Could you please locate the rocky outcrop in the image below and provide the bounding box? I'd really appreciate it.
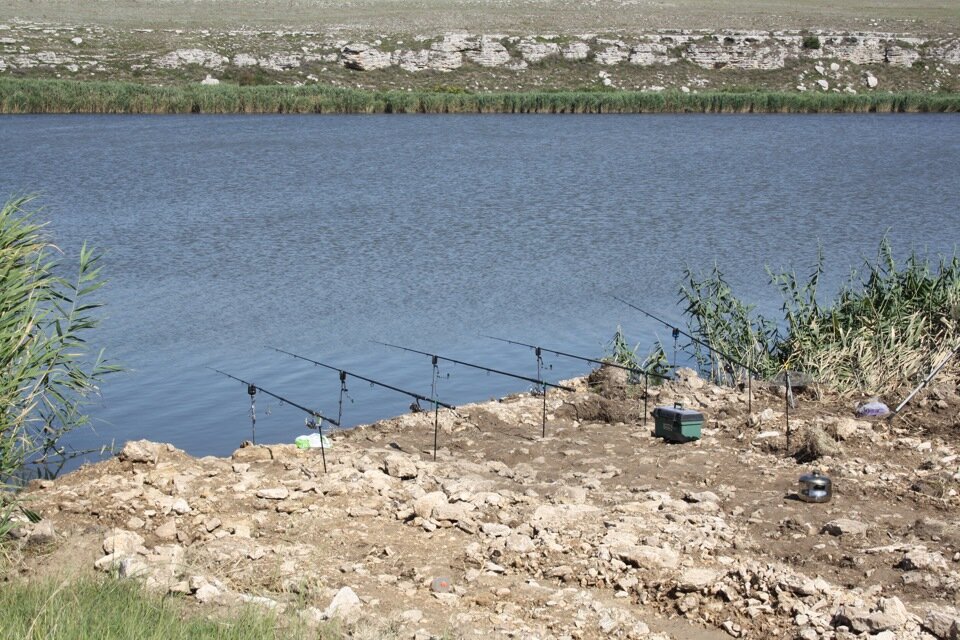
[153,48,226,70]
[340,43,391,71]
[465,37,511,67]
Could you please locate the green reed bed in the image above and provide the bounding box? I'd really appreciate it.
[2,79,959,114]
[675,240,960,395]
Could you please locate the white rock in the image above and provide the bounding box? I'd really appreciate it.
[414,491,448,519]
[866,74,879,88]
[561,42,590,60]
[341,43,392,71]
[103,530,144,555]
[118,440,161,464]
[615,545,679,570]
[466,39,510,67]
[383,454,418,479]
[505,533,536,553]
[70,37,82,45]
[257,487,289,500]
[324,586,361,620]
[200,75,219,85]
[677,567,720,591]
[194,583,221,603]
[822,519,868,536]
[817,79,829,90]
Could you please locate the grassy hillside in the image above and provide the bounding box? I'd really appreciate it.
[1,0,958,33]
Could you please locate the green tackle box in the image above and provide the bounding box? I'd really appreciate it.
[652,403,703,443]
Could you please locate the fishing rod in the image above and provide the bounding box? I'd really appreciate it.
[612,294,758,413]
[208,367,336,472]
[267,347,453,460]
[481,335,672,380]
[372,341,574,438]
[481,334,671,426]
[891,342,960,417]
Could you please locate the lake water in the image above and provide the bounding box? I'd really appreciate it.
[1,114,958,469]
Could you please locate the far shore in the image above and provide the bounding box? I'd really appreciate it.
[2,79,958,114]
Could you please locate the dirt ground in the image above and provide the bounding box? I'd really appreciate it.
[6,366,960,639]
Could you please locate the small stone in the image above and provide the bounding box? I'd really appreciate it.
[256,487,289,500]
[684,491,720,504]
[822,519,868,536]
[170,498,191,514]
[155,521,177,540]
[413,491,448,519]
[103,530,144,555]
[899,547,948,571]
[924,607,960,639]
[383,454,418,479]
[194,583,221,603]
[324,586,361,620]
[402,609,424,623]
[126,517,146,530]
[505,533,535,554]
[431,577,453,593]
[677,567,720,592]
[26,521,57,545]
[118,440,161,464]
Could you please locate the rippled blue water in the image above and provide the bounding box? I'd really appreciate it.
[1,114,957,468]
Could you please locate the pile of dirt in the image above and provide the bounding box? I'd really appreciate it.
[5,369,960,639]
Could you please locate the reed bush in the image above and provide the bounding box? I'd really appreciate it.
[0,197,118,500]
[1,79,958,114]
[675,240,960,395]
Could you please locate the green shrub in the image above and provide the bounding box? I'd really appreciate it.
[802,35,821,50]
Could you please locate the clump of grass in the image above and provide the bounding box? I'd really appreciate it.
[675,240,960,395]
[1,78,959,114]
[793,425,840,462]
[0,576,304,639]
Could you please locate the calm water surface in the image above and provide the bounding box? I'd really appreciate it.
[0,114,957,468]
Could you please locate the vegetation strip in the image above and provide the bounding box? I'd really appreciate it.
[1,79,959,114]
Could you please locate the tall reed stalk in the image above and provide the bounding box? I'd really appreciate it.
[0,197,118,500]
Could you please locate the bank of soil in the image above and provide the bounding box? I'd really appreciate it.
[6,367,960,639]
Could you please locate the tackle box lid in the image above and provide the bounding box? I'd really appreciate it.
[652,403,704,422]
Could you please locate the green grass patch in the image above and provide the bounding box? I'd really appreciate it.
[1,78,959,114]
[0,576,318,640]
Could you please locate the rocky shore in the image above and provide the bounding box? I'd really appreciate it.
[7,368,960,639]
[2,20,958,94]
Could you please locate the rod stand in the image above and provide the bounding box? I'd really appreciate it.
[247,384,257,444]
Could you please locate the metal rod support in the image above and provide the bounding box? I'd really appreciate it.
[209,367,340,427]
